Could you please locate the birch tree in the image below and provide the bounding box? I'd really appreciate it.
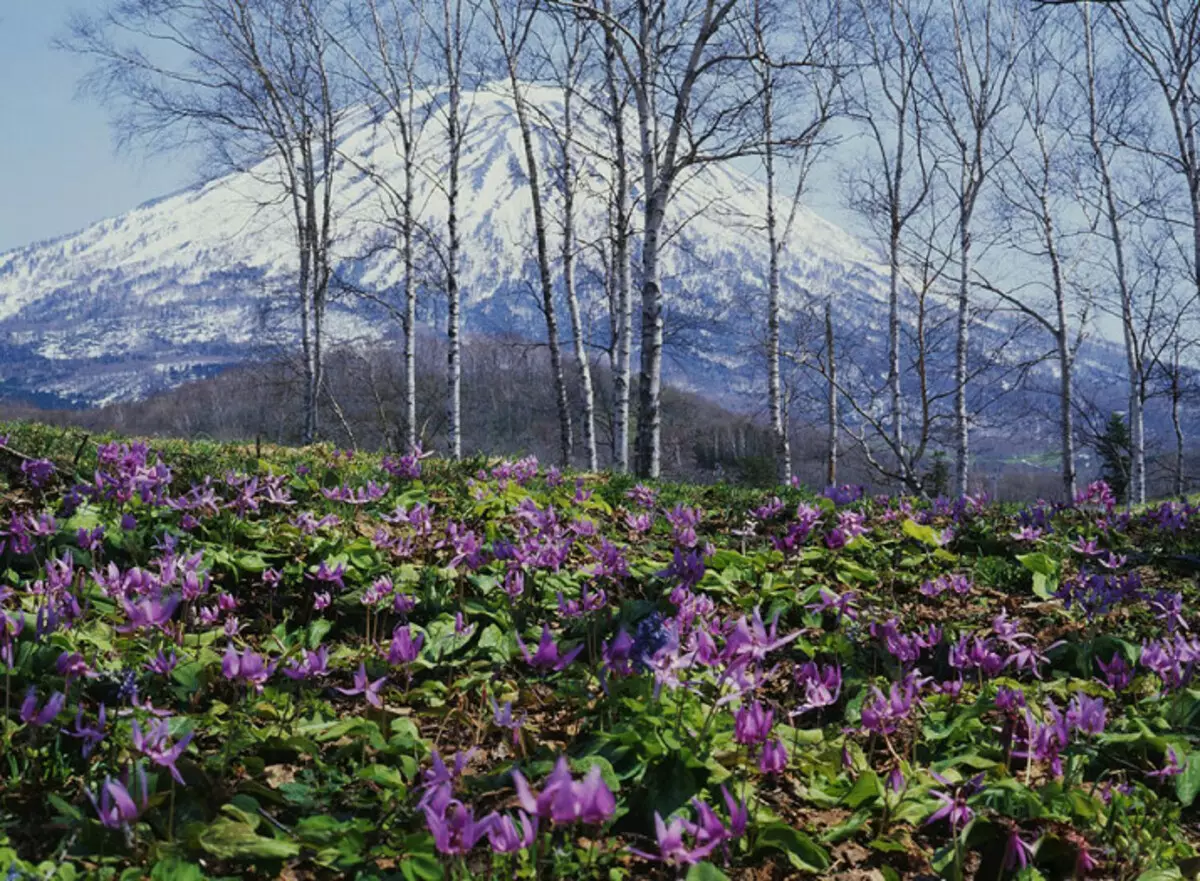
[429,0,478,460]
[600,0,634,473]
[845,0,937,489]
[65,0,346,445]
[490,0,574,467]
[558,0,767,478]
[1074,3,1148,503]
[913,0,1027,496]
[1106,1,1200,504]
[335,0,431,451]
[539,8,600,470]
[748,0,844,484]
[985,12,1090,502]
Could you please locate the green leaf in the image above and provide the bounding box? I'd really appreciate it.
[358,763,407,791]
[1176,752,1200,807]
[836,559,877,584]
[754,823,830,872]
[686,863,731,881]
[843,770,883,809]
[1016,552,1057,577]
[399,847,445,881]
[1030,572,1054,600]
[150,858,206,881]
[47,793,82,821]
[902,519,942,548]
[198,818,300,860]
[307,618,333,649]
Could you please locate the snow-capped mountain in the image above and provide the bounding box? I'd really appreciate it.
[0,82,1124,438]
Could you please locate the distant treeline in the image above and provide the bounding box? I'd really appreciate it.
[4,336,1195,501]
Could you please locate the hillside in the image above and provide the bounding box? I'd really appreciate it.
[0,422,1197,877]
[0,83,1143,443]
[0,84,891,407]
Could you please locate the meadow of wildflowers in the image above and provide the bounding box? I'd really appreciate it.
[0,422,1197,880]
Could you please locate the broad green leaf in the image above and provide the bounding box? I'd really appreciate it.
[902,519,942,548]
[686,863,731,881]
[1016,552,1057,577]
[754,823,830,872]
[843,770,883,808]
[1176,752,1200,807]
[198,818,300,860]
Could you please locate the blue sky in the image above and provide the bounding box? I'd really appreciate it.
[0,2,195,253]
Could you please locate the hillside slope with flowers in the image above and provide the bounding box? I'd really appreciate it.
[0,421,1198,880]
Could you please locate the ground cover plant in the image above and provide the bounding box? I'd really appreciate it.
[0,422,1198,881]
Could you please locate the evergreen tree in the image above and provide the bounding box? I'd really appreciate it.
[1097,412,1132,505]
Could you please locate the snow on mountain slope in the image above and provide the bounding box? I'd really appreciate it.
[0,81,1105,423]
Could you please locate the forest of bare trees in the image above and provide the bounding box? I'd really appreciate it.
[57,0,1200,499]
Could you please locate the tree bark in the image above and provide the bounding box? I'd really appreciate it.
[826,299,837,486]
[763,76,791,484]
[603,4,633,473]
[497,35,573,467]
[954,209,971,498]
[559,54,598,470]
[443,0,464,461]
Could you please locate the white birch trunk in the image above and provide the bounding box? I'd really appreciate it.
[603,13,633,473]
[826,299,837,486]
[954,209,971,498]
[763,81,790,484]
[560,64,597,471]
[444,1,463,461]
[498,48,573,467]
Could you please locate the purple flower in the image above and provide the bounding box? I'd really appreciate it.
[734,701,774,747]
[489,696,525,743]
[1014,701,1070,777]
[1002,828,1036,871]
[19,688,65,727]
[64,704,108,757]
[222,645,277,692]
[601,629,636,678]
[805,588,859,621]
[759,738,788,775]
[723,607,800,664]
[487,811,537,853]
[57,651,95,681]
[313,591,331,611]
[926,772,982,829]
[388,626,424,665]
[310,561,346,591]
[131,719,193,785]
[995,686,1026,713]
[1067,692,1107,737]
[145,650,178,676]
[117,593,180,633]
[336,663,387,708]
[1097,653,1132,691]
[512,757,616,826]
[424,800,497,855]
[1147,747,1188,779]
[1076,840,1102,875]
[21,458,55,488]
[88,764,150,830]
[516,625,583,672]
[634,813,720,866]
[626,484,658,509]
[418,749,474,813]
[283,646,330,680]
[861,681,917,736]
